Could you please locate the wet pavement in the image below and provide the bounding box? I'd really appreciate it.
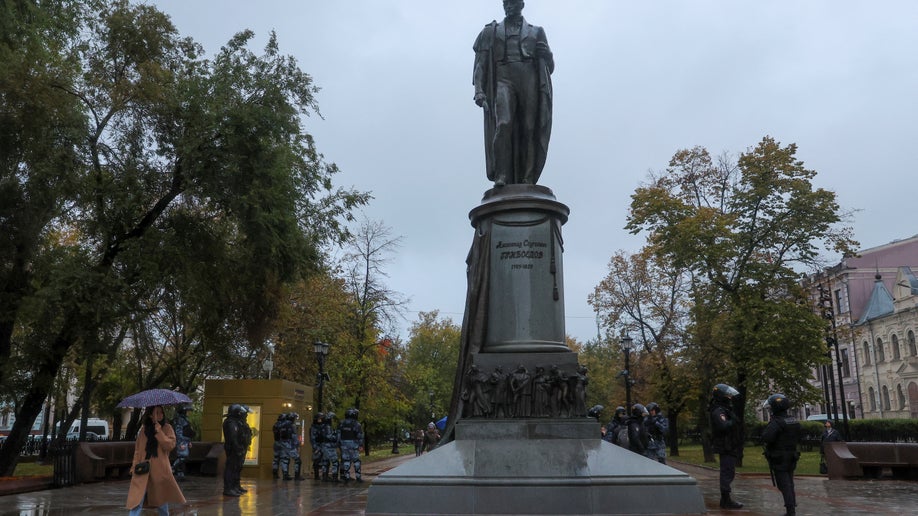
[2,453,916,515]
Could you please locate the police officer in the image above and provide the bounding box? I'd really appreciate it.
[171,404,194,480]
[320,411,340,482]
[626,403,650,455]
[603,406,627,445]
[271,413,286,479]
[644,402,669,464]
[710,383,743,510]
[222,404,251,497]
[762,393,801,516]
[309,412,324,480]
[337,408,364,483]
[285,412,304,481]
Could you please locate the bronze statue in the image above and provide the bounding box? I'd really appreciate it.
[473,0,553,186]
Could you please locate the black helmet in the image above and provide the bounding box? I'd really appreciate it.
[764,393,790,414]
[712,384,739,404]
[313,412,323,423]
[345,408,359,419]
[325,411,336,421]
[286,412,299,421]
[614,406,627,419]
[277,413,287,421]
[177,404,192,416]
[631,403,648,418]
[228,404,247,418]
[646,402,660,414]
[587,404,604,419]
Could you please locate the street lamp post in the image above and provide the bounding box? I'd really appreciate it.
[263,341,275,380]
[429,390,435,421]
[620,334,634,409]
[314,341,331,412]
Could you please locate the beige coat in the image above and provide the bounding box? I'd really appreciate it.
[125,422,186,509]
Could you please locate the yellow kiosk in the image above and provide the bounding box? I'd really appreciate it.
[202,379,313,479]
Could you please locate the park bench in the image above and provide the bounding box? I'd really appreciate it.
[74,440,225,483]
[74,441,135,483]
[174,441,224,476]
[824,441,918,480]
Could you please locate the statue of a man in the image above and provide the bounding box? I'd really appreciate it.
[473,0,554,186]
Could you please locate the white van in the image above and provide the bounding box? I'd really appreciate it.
[58,418,110,439]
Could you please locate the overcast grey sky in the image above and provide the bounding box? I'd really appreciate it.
[149,0,918,344]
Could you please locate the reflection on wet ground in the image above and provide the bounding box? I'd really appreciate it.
[3,454,916,515]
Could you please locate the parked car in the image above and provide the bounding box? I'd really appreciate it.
[66,431,101,441]
[806,414,829,422]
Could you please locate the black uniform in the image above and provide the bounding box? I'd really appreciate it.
[710,384,743,510]
[222,405,251,496]
[762,395,802,516]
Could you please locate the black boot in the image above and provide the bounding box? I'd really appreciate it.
[283,473,292,481]
[272,468,278,479]
[720,492,744,509]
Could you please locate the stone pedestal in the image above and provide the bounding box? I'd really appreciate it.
[365,185,706,514]
[470,185,569,352]
[366,419,706,515]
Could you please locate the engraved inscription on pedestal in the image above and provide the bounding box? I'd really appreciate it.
[486,215,564,351]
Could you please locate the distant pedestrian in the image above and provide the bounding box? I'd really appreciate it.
[413,429,424,456]
[424,422,440,452]
[820,420,843,452]
[126,405,186,515]
[762,394,801,516]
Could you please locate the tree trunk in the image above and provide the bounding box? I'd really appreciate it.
[0,330,74,476]
[668,410,680,457]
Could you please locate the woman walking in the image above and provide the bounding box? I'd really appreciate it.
[126,405,186,515]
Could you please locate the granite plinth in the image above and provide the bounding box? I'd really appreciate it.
[365,419,706,515]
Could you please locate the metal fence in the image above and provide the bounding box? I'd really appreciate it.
[50,440,77,487]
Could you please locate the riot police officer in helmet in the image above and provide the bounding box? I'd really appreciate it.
[762,393,801,516]
[710,383,743,509]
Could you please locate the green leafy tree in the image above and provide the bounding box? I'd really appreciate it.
[0,0,366,475]
[625,137,857,462]
[403,311,461,428]
[589,249,697,456]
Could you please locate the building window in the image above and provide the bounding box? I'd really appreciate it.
[882,386,891,411]
[908,330,917,357]
[863,341,871,365]
[897,384,907,410]
[841,348,851,377]
[834,288,847,314]
[868,387,877,411]
[876,337,885,362]
[892,334,901,360]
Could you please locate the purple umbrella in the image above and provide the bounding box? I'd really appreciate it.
[117,388,192,408]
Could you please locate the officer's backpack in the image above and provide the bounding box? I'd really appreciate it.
[616,425,630,449]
